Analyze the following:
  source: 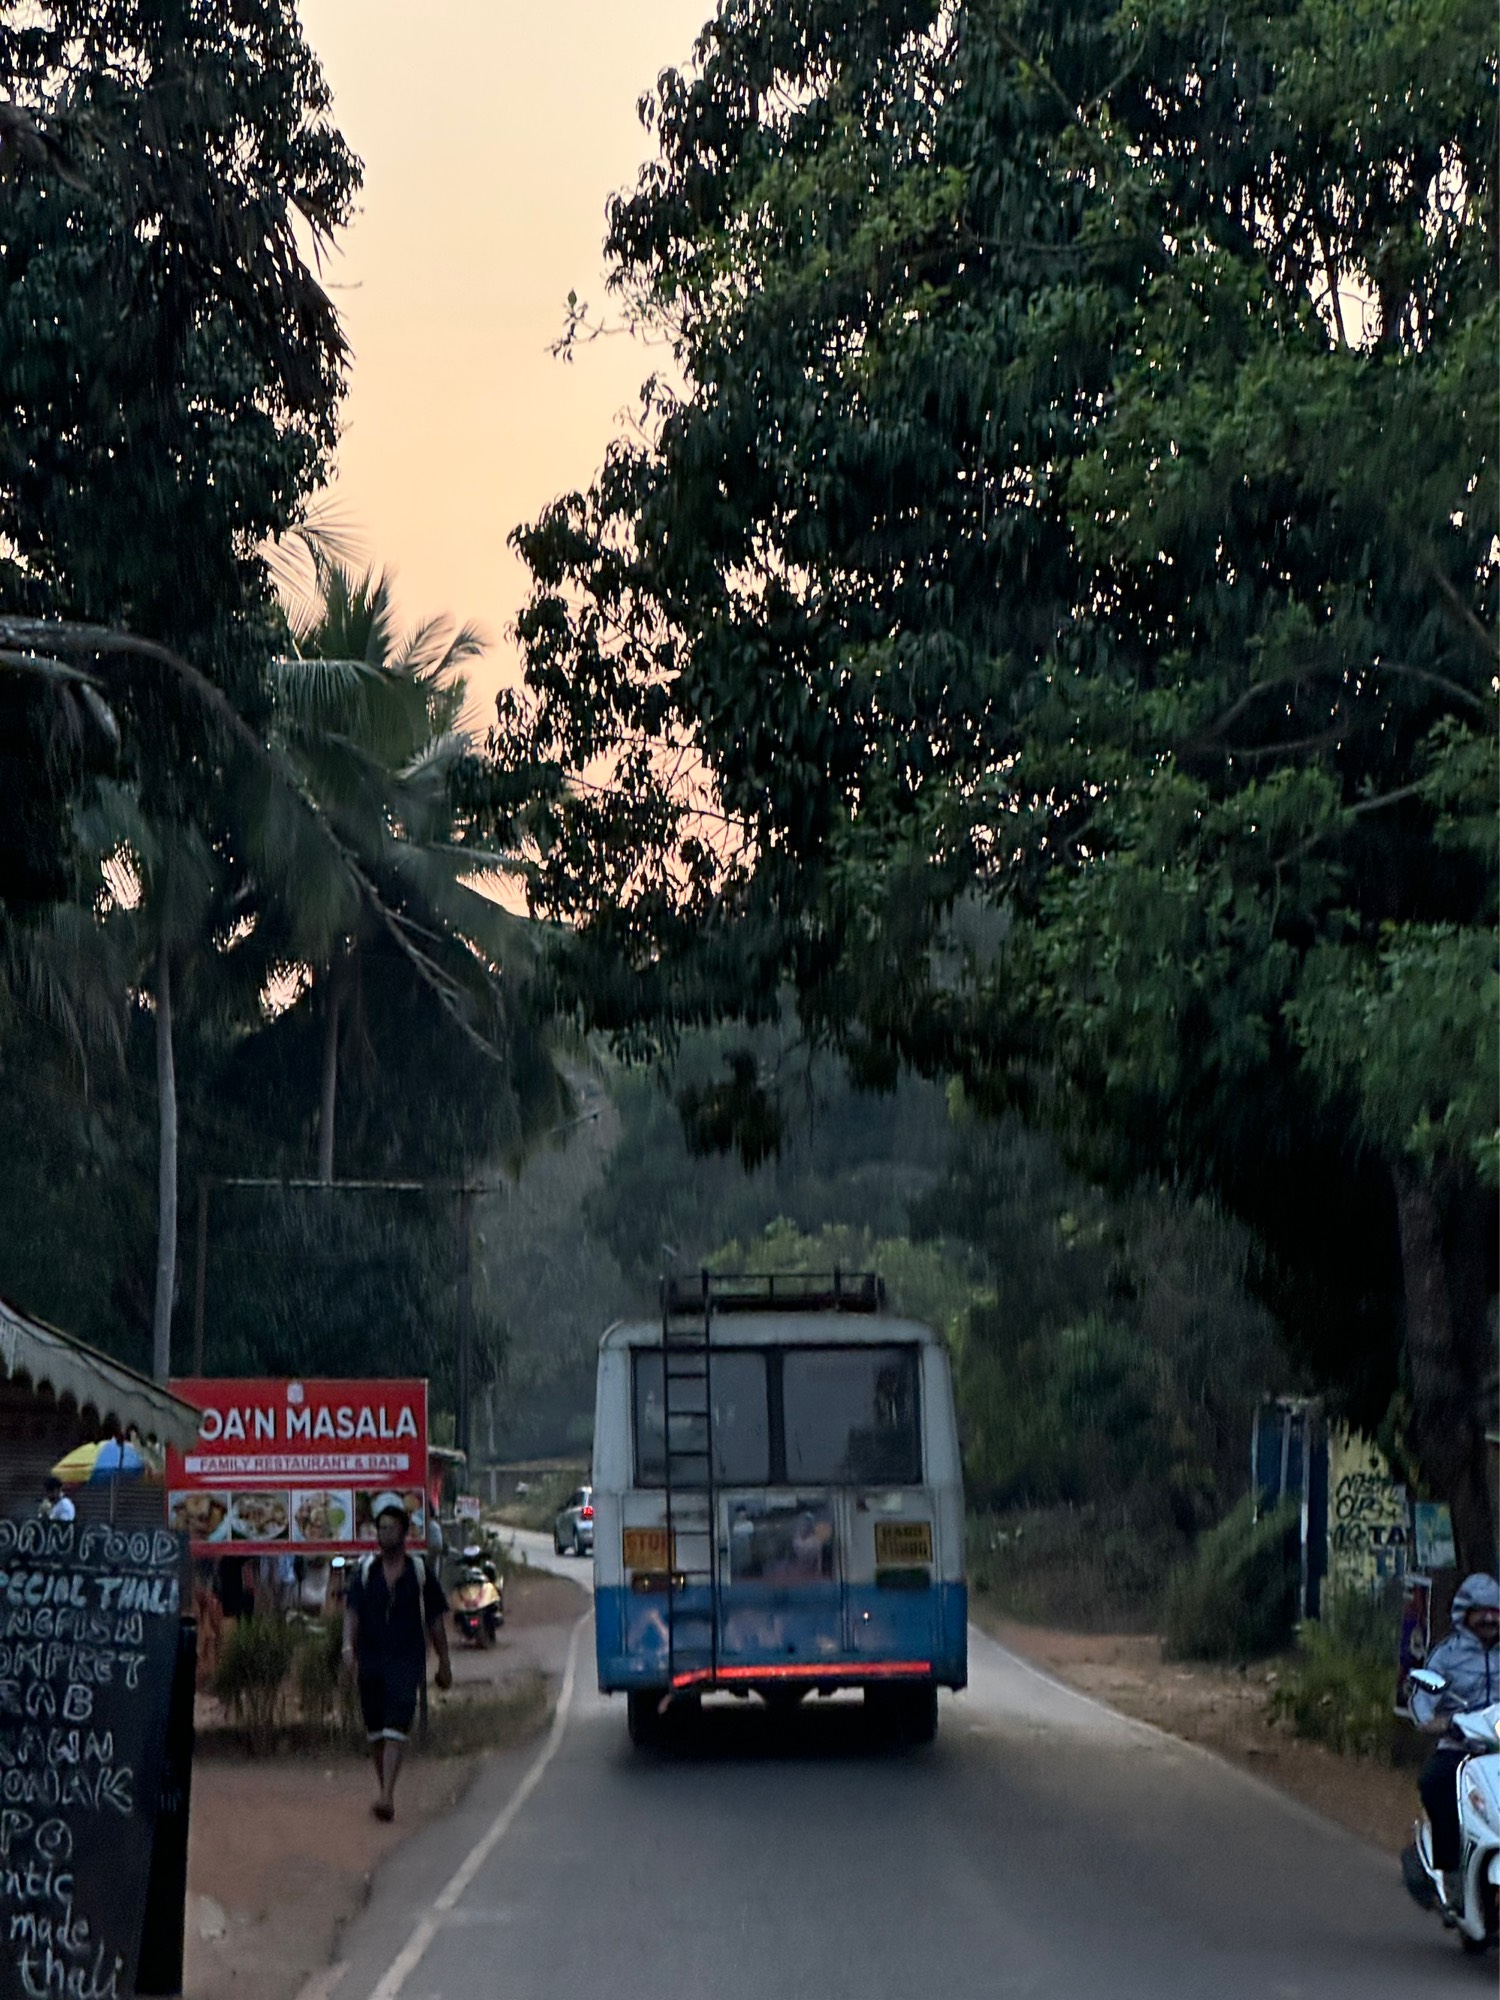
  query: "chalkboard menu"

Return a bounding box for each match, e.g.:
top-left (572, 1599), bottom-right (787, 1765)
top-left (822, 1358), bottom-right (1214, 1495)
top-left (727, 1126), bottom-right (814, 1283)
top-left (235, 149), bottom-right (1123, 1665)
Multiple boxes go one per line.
top-left (0, 1514), bottom-right (184, 2000)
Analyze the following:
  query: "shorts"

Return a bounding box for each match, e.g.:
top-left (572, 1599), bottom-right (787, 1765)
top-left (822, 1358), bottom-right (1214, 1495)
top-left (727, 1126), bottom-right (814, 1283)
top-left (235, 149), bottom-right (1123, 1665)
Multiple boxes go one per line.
top-left (358, 1667), bottom-right (420, 1742)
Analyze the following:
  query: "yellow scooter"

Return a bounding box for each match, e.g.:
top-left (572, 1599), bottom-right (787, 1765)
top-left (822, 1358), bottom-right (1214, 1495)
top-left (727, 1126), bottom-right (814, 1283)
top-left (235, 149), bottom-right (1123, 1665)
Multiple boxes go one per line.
top-left (451, 1546), bottom-right (504, 1646)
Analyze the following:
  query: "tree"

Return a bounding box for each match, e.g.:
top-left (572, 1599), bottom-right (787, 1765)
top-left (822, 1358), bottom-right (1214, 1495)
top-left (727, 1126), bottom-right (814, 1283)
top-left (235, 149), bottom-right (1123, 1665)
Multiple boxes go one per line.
top-left (263, 555), bottom-right (540, 1182)
top-left (0, 2), bottom-right (565, 1385)
top-left (0, 0), bottom-right (361, 1374)
top-left (499, 0), bottom-right (1497, 1556)
top-left (0, 1), bottom-right (356, 659)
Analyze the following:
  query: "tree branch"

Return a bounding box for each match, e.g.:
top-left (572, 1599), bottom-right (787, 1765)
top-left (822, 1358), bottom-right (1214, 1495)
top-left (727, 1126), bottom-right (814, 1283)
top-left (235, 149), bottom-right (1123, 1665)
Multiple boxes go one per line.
top-left (1195, 655), bottom-right (1490, 748)
top-left (0, 618), bottom-right (516, 1066)
top-left (1427, 561), bottom-right (1497, 664)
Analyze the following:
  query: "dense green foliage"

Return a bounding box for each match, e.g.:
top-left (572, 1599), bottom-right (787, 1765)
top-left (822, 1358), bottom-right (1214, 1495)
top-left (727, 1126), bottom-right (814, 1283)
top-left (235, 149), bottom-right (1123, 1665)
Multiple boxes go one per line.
top-left (1269, 1586), bottom-right (1408, 1760)
top-left (501, 0), bottom-right (1498, 1559)
top-left (705, 1145), bottom-right (1279, 1540)
top-left (586, 1032), bottom-right (952, 1293)
top-left (1162, 1498), bottom-right (1300, 1661)
top-left (918, 1107), bottom-right (1281, 1529)
top-left (0, 0), bottom-right (358, 902)
top-left (0, 928), bottom-right (522, 1391)
top-left (556, 1038), bottom-right (1284, 1561)
top-left (0, 5), bottom-right (559, 1396)
top-left (968, 1507), bottom-right (1181, 1632)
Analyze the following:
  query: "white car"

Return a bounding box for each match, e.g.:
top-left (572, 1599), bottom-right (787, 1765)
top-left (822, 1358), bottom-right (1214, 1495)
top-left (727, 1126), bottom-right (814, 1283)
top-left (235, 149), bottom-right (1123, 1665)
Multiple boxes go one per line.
top-left (553, 1484), bottom-right (594, 1557)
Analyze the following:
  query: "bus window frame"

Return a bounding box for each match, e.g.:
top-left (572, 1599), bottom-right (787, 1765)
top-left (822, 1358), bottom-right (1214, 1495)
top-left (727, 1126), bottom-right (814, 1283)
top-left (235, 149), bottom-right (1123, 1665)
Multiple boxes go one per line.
top-left (781, 1343), bottom-right (923, 1487)
top-left (630, 1342), bottom-right (924, 1489)
top-left (632, 1347), bottom-right (772, 1489)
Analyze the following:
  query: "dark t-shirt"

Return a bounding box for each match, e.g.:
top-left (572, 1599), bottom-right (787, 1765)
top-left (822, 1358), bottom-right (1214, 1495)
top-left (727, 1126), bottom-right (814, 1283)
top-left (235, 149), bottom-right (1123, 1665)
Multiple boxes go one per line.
top-left (347, 1552), bottom-right (448, 1676)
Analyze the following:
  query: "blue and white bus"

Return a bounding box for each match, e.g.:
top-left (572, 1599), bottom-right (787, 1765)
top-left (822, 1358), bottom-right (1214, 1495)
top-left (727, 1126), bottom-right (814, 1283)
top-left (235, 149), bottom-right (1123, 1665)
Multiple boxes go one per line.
top-left (592, 1273), bottom-right (967, 1744)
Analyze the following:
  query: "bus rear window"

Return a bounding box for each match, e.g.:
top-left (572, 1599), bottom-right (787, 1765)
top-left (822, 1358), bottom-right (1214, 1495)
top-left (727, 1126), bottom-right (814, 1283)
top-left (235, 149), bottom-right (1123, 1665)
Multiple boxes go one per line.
top-left (782, 1347), bottom-right (921, 1485)
top-left (633, 1350), bottom-right (769, 1486)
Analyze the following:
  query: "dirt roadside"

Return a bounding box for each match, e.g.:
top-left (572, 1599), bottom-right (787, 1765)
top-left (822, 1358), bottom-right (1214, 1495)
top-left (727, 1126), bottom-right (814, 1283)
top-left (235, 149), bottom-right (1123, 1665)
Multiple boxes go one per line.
top-left (978, 1605), bottom-right (1420, 1855)
top-left (183, 1569), bottom-right (585, 2000)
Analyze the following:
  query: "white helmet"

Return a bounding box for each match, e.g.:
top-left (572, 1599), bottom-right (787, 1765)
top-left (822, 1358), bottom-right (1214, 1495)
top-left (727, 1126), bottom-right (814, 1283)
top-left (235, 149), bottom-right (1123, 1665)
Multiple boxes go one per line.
top-left (371, 1491), bottom-right (409, 1529)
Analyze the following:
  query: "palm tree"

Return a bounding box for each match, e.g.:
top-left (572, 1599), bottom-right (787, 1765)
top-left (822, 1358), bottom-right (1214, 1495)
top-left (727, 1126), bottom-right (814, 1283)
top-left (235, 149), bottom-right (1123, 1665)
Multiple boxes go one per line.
top-left (3, 647), bottom-right (247, 1379)
top-left (2, 603), bottom-right (560, 1385)
top-left (262, 558), bottom-right (539, 1181)
top-left (7, 763), bottom-right (222, 1381)
top-left (0, 655), bottom-right (128, 1063)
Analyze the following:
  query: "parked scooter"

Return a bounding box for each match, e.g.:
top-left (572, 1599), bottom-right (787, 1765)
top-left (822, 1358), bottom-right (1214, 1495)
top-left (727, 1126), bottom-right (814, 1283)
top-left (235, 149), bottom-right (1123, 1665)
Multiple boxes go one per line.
top-left (1402, 1668), bottom-right (1500, 1955)
top-left (451, 1546), bottom-right (504, 1647)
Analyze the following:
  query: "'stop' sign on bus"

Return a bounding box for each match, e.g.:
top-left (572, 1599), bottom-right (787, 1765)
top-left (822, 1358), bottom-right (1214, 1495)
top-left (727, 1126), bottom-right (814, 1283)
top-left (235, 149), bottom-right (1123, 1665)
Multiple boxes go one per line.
top-left (166, 1378), bottom-right (428, 1556)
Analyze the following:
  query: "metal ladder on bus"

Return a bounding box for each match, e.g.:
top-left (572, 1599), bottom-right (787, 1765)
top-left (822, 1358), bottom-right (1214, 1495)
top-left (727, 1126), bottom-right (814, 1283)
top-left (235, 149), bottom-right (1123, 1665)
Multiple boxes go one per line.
top-left (661, 1273), bottom-right (718, 1695)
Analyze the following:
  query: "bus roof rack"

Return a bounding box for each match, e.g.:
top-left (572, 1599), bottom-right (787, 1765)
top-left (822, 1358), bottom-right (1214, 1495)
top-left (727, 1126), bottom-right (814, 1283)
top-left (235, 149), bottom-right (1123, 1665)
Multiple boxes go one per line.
top-left (660, 1270), bottom-right (885, 1317)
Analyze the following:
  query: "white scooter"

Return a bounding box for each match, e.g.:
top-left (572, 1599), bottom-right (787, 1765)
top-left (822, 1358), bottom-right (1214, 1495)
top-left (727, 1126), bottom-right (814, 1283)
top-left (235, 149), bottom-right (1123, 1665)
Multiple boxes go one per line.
top-left (1403, 1667), bottom-right (1500, 1956)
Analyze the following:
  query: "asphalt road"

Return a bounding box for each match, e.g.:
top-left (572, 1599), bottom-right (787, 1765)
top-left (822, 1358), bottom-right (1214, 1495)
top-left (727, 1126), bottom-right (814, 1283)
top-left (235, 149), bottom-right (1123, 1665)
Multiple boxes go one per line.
top-left (498, 1525), bottom-right (597, 1591)
top-left (324, 1540), bottom-right (1482, 2000)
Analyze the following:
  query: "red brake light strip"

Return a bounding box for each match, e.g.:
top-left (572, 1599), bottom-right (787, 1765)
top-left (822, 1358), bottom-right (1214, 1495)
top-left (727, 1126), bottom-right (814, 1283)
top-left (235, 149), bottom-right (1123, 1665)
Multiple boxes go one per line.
top-left (670, 1660), bottom-right (930, 1690)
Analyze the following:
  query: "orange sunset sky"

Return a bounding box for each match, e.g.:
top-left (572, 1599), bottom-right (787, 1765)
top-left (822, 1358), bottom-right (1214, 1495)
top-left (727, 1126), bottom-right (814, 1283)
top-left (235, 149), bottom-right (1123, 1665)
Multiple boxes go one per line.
top-left (297, 0), bottom-right (710, 714)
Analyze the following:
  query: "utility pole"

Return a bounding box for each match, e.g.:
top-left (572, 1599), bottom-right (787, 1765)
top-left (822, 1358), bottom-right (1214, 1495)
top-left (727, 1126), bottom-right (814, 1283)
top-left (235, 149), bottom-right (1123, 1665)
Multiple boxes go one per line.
top-left (186, 1114), bottom-right (597, 1444)
top-left (455, 1185), bottom-right (474, 1463)
top-left (192, 1179), bottom-right (209, 1375)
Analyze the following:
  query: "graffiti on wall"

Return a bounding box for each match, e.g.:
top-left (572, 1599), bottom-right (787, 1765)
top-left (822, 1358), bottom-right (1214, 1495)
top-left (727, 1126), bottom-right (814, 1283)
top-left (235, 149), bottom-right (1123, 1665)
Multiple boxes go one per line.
top-left (1327, 1428), bottom-right (1410, 1592)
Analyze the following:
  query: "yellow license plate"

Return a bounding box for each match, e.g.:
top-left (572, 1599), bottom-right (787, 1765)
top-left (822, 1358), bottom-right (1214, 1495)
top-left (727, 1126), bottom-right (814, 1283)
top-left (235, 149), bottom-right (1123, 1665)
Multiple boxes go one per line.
top-left (622, 1526), bottom-right (671, 1571)
top-left (875, 1521), bottom-right (932, 1565)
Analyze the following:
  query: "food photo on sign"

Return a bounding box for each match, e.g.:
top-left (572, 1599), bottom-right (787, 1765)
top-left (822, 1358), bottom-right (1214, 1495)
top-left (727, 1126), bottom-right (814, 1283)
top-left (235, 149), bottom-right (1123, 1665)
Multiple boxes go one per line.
top-left (292, 1488), bottom-right (353, 1543)
top-left (168, 1489), bottom-right (231, 1541)
top-left (231, 1490), bottom-right (290, 1542)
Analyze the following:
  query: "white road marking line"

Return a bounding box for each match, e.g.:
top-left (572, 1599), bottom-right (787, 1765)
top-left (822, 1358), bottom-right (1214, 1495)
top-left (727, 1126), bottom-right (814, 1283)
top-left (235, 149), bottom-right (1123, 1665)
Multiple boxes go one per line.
top-left (366, 1611), bottom-right (589, 2000)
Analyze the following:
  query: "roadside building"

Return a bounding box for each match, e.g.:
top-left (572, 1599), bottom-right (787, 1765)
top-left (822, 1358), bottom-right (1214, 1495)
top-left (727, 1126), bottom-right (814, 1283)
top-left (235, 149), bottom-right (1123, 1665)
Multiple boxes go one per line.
top-left (0, 1291), bottom-right (201, 1524)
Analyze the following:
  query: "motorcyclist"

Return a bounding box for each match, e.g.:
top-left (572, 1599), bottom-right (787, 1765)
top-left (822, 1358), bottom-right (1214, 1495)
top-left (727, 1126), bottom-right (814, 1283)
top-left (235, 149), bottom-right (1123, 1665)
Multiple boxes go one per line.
top-left (1410, 1570), bottom-right (1500, 1906)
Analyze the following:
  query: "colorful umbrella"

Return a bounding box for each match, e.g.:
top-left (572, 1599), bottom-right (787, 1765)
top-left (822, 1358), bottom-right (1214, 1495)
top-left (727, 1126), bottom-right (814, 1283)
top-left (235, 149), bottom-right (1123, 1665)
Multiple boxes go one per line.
top-left (51, 1438), bottom-right (147, 1485)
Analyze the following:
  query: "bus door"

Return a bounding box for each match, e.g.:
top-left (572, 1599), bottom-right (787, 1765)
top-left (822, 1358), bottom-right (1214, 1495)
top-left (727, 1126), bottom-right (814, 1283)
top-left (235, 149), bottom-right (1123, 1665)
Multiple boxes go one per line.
top-left (717, 1486), bottom-right (844, 1672)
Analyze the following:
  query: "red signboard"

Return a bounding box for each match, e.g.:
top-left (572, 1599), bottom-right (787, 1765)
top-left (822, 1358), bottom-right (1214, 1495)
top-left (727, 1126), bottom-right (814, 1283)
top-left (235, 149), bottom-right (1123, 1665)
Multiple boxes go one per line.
top-left (166, 1378), bottom-right (429, 1556)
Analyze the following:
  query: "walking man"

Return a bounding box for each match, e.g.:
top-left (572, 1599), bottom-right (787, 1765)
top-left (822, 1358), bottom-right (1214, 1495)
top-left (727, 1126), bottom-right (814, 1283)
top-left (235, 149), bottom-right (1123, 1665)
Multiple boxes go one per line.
top-left (343, 1493), bottom-right (452, 1820)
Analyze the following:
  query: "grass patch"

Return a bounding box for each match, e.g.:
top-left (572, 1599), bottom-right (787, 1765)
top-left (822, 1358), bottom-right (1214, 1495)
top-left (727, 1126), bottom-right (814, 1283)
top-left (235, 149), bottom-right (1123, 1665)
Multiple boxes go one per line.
top-left (968, 1506), bottom-right (1181, 1631)
top-left (199, 1670), bottom-right (553, 1761)
top-left (425, 1673), bottom-right (551, 1757)
top-left (1269, 1588), bottom-right (1414, 1763)
top-left (1161, 1497), bottom-right (1298, 1662)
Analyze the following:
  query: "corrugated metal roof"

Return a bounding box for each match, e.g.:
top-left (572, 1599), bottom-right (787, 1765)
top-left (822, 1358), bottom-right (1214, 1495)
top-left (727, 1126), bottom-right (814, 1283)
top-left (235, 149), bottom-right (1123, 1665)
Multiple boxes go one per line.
top-left (0, 1295), bottom-right (202, 1447)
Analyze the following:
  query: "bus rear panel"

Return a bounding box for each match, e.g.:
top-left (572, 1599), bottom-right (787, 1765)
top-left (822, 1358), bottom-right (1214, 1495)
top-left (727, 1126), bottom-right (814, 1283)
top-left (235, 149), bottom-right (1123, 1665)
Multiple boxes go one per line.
top-left (593, 1295), bottom-right (967, 1725)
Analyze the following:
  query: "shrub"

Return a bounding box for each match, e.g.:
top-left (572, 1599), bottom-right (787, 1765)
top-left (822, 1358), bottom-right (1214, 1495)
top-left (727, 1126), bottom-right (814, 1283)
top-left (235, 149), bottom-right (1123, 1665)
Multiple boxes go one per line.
top-left (1270, 1587), bottom-right (1406, 1761)
top-left (1162, 1497), bottom-right (1299, 1661)
top-left (213, 1613), bottom-right (298, 1754)
top-left (968, 1506), bottom-right (1181, 1631)
top-left (294, 1617), bottom-right (344, 1733)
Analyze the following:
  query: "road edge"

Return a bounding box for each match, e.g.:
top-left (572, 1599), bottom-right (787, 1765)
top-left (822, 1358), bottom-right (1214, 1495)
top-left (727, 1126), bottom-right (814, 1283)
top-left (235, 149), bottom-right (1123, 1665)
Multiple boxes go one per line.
top-left (966, 1619), bottom-right (1403, 1863)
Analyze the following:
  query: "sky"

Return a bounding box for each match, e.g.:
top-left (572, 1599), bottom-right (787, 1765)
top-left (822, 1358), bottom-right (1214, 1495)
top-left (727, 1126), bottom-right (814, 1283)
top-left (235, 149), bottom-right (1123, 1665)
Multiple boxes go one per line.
top-left (296, 0), bottom-right (710, 716)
